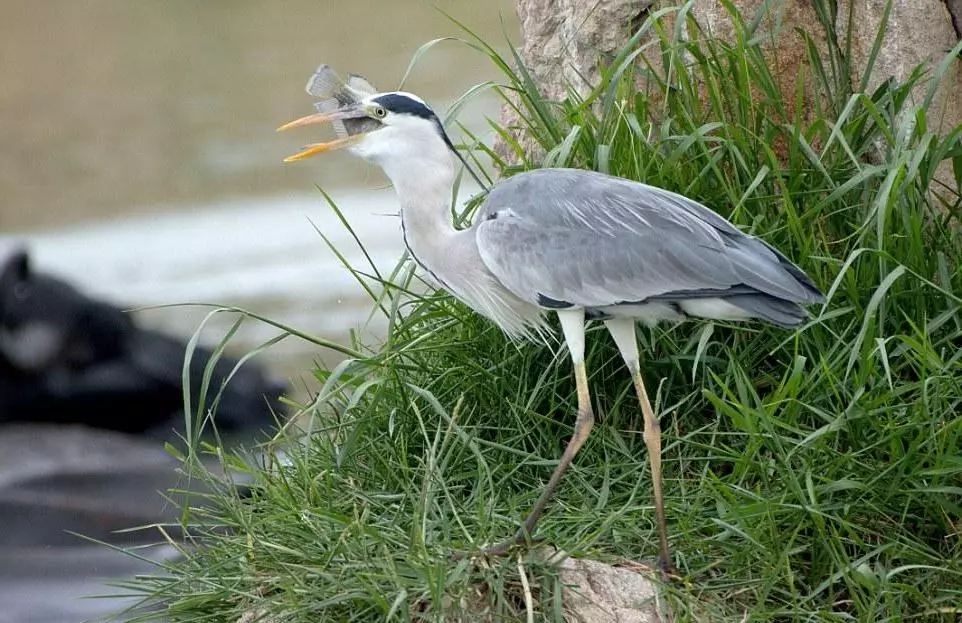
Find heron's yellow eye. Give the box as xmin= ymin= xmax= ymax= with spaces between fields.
xmin=373 ymin=106 xmax=387 ymax=119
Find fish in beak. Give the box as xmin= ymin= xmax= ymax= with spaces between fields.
xmin=278 ymin=64 xmax=381 ymax=162
xmin=277 ymin=106 xmax=373 ymax=161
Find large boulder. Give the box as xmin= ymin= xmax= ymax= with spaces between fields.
xmin=498 ymin=0 xmax=962 ymax=189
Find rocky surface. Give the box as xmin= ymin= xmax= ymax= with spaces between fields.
xmin=501 ymin=0 xmax=962 ymax=182
xmin=695 ymin=0 xmax=961 ymax=180
xmin=838 ymin=0 xmax=962 ymax=176
xmin=556 ymin=555 xmax=666 ymax=623
xmin=495 ymin=0 xmax=653 ymax=163
xmin=436 ymin=548 xmax=668 ymax=622
xmin=947 ymin=0 xmax=962 ymax=36
xmin=513 ymin=0 xmax=653 ymax=102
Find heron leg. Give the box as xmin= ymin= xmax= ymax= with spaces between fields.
xmin=480 ymin=309 xmax=593 ymax=557
xmin=604 ymin=318 xmax=674 ymax=578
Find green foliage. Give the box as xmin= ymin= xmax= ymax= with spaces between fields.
xmin=114 ymin=1 xmax=962 ymax=621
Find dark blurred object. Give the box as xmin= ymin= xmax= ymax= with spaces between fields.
xmin=0 ymin=242 xmax=287 ymax=435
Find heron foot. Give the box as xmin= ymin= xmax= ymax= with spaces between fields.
xmin=658 ymin=557 xmax=681 ymax=583
xmin=451 ymin=533 xmax=546 ymax=561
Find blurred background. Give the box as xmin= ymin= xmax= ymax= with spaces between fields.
xmin=1 ymin=0 xmax=517 ymax=387
xmin=0 ymin=1 xmax=517 ymax=621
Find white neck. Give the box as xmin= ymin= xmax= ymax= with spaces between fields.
xmin=355 ymin=117 xmax=460 ymax=241
xmin=380 ymin=146 xmax=459 ymax=259
xmin=369 ymin=128 xmax=547 ymax=340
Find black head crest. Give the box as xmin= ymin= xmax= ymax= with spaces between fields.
xmin=371 ymin=93 xmax=437 ymax=120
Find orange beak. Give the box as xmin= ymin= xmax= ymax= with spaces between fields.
xmin=277 ymin=107 xmax=367 ymax=162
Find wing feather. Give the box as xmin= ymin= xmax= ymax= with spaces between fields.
xmin=474 ymin=168 xmax=821 ymax=309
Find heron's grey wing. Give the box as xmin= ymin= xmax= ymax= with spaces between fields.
xmin=474 ymin=168 xmax=822 ymax=308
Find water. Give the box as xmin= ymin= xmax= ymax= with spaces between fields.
xmin=17 ymin=190 xmax=411 ymax=379
xmin=1 ymin=0 xmax=516 ymax=379
xmin=0 ymin=1 xmax=516 ymax=620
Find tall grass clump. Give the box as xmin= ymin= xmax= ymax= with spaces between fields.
xmin=113 ymin=1 xmax=961 ymax=621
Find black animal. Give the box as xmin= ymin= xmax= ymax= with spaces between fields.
xmin=0 ymin=244 xmax=287 ymax=435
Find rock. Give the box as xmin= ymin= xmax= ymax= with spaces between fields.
xmin=501 ymin=0 xmax=962 ymax=190
xmin=556 ymin=554 xmax=667 ymax=623
xmin=235 ymin=608 xmax=279 ymax=623
xmin=495 ymin=0 xmax=654 ymax=164
xmin=515 ymin=0 xmax=654 ymax=102
xmin=693 ymin=0 xmax=962 ymax=181
xmin=685 ymin=1 xmax=831 ymax=137
xmin=688 ymin=0 xmax=962 ymax=128
xmin=430 ymin=548 xmax=667 ymax=622
xmin=838 ymin=0 xmax=962 ymax=188
xmin=946 ymin=0 xmax=962 ymax=36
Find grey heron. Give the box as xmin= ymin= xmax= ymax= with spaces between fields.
xmin=279 ymin=77 xmax=824 ymax=574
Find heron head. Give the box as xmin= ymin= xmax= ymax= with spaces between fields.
xmin=278 ymin=91 xmax=455 ymax=168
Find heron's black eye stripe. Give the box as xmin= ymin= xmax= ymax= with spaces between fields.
xmin=372 ymin=94 xmax=436 ymax=120
xmin=370 ymin=92 xmax=480 ymax=186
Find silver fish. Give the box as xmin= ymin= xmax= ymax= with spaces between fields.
xmin=304 ymin=65 xmax=381 ymax=139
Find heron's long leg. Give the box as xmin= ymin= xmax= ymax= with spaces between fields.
xmin=481 ymin=309 xmax=593 ymax=556
xmin=604 ymin=318 xmax=673 ymax=576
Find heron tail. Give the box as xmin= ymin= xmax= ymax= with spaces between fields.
xmin=724 ymin=293 xmax=814 ymax=328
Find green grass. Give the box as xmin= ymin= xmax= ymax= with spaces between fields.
xmin=111 ymin=2 xmax=962 ymax=621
